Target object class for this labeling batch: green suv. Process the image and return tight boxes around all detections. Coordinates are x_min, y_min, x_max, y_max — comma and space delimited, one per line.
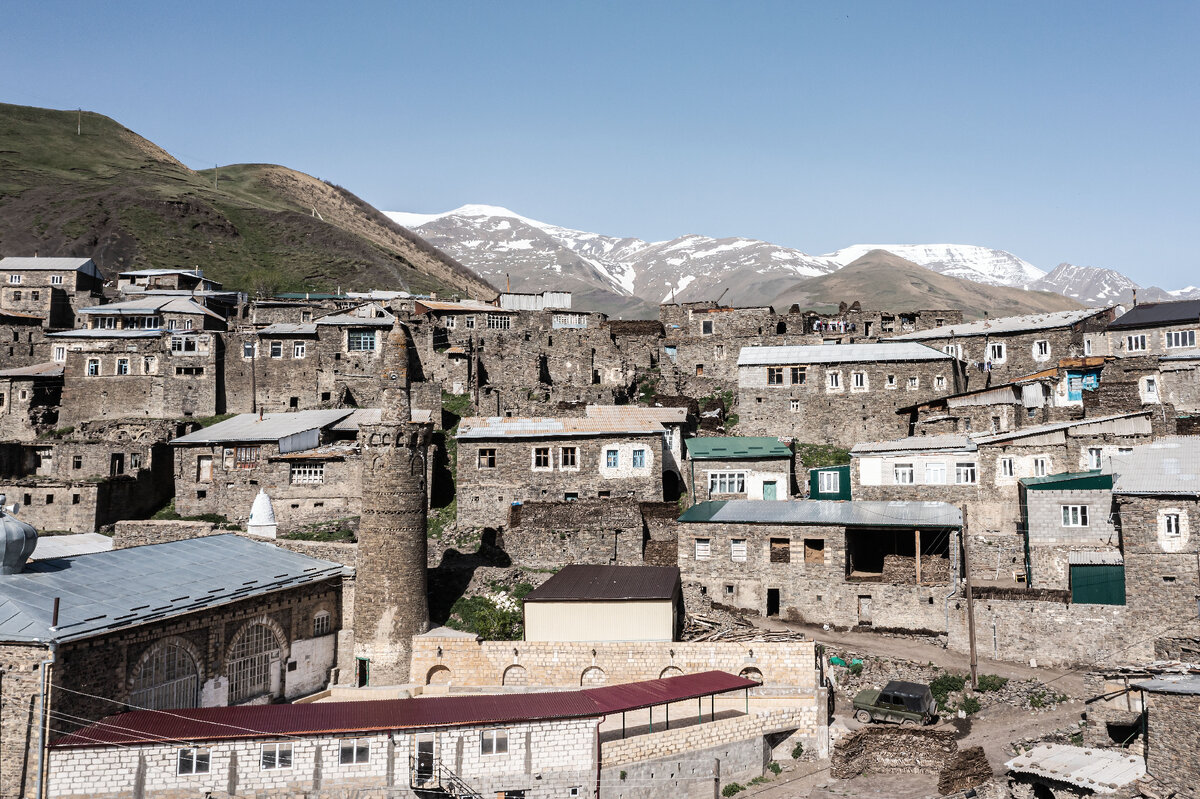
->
851, 680, 936, 726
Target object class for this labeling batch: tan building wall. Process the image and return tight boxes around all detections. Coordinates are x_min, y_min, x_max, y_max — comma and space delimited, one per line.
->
524, 600, 674, 642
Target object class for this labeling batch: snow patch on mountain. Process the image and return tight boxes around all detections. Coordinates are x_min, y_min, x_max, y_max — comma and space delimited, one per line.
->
823, 244, 1045, 287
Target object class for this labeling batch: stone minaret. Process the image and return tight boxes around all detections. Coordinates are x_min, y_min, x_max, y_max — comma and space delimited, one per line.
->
352, 318, 431, 685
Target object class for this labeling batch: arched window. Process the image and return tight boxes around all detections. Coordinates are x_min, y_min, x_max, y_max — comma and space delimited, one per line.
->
130, 639, 200, 710
227, 622, 282, 703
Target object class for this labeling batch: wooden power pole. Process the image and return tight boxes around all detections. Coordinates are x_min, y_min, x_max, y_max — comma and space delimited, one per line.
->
961, 504, 978, 688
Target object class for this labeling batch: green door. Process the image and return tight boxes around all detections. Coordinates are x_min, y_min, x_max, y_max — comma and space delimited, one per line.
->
763, 481, 777, 501
1070, 565, 1126, 605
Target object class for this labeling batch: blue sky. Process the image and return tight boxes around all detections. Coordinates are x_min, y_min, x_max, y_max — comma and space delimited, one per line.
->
3, 1, 1197, 286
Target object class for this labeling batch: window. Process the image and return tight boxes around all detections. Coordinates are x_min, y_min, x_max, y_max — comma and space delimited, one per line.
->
116, 358, 129, 375
1144, 377, 1159, 399
695, 363, 704, 376
477, 448, 496, 468
790, 366, 806, 384
1126, 334, 1147, 352
130, 453, 142, 470
348, 329, 377, 351
827, 371, 841, 390
632, 448, 646, 468
770, 538, 791, 563
72, 455, 82, 470
1164, 513, 1181, 537
486, 313, 511, 330
131, 639, 201, 710
270, 341, 283, 358
1084, 338, 1093, 356
481, 728, 508, 755
290, 462, 325, 484
235, 446, 261, 468
261, 743, 293, 770
852, 372, 867, 390
714, 344, 725, 359
228, 622, 281, 703
1087, 447, 1103, 470
52, 345, 66, 362
464, 315, 475, 329
533, 447, 551, 469
171, 336, 197, 353
606, 449, 619, 468
293, 341, 306, 358
955, 462, 977, 485
1033, 457, 1049, 477
339, 738, 370, 765
943, 344, 961, 358
818, 470, 840, 494
313, 611, 331, 637
708, 472, 746, 494
767, 366, 784, 385
175, 366, 205, 376
935, 375, 946, 389
694, 538, 711, 560
51, 274, 63, 285
925, 462, 946, 484
7, 274, 19, 284
243, 341, 255, 358
564, 492, 578, 501
1166, 330, 1196, 349
560, 446, 578, 469
9, 291, 19, 301
730, 539, 747, 562
789, 398, 800, 412
907, 376, 919, 389
184, 319, 193, 330
893, 463, 914, 484
86, 358, 100, 376
701, 320, 714, 335
886, 374, 897, 389
177, 747, 210, 775
444, 315, 456, 329
1034, 340, 1050, 358
988, 342, 1006, 362
1062, 505, 1090, 527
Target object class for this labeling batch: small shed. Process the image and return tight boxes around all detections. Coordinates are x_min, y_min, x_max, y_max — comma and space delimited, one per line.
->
685, 436, 793, 502
523, 565, 682, 642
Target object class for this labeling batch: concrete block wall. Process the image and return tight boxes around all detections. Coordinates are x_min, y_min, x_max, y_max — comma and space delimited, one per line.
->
601, 708, 810, 767
1025, 488, 1118, 547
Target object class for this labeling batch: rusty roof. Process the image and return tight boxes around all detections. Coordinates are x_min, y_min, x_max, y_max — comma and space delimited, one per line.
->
585, 405, 689, 424
51, 671, 755, 749
524, 565, 681, 602
415, 299, 507, 313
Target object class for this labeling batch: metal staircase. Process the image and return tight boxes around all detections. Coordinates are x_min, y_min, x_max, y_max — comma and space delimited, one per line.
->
410, 756, 484, 799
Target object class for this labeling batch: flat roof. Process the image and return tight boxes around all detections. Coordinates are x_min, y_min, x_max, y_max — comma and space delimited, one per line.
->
678, 499, 962, 528
890, 309, 1107, 340
1020, 470, 1112, 491
685, 436, 792, 460
1134, 675, 1200, 695
0, 362, 62, 379
971, 412, 1151, 445
851, 434, 976, 455
0, 535, 344, 644
171, 410, 354, 444
1110, 436, 1200, 495
45, 329, 162, 339
313, 313, 394, 327
737, 342, 952, 366
0, 257, 102, 279
257, 323, 318, 336
28, 533, 113, 560
80, 297, 224, 320
1107, 299, 1200, 330
52, 670, 756, 749
1005, 744, 1145, 793
524, 565, 680, 603
457, 416, 663, 439
586, 405, 689, 424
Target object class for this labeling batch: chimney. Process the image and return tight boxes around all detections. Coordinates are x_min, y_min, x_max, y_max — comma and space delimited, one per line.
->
1132, 288, 1138, 306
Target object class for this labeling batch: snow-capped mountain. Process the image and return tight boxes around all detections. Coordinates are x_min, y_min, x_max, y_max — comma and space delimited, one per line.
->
822, 243, 1045, 287
1030, 263, 1200, 306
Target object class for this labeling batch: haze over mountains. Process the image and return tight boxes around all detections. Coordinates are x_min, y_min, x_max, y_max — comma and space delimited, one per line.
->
388, 205, 1199, 318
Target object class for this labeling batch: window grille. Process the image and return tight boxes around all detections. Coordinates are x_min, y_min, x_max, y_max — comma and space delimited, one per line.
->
227, 623, 280, 703
131, 640, 200, 711
290, 462, 325, 484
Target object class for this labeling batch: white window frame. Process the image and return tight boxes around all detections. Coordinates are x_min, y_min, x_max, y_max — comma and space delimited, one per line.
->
924, 462, 946, 485
293, 341, 306, 358
269, 340, 283, 358
444, 315, 457, 329
290, 462, 325, 485
943, 344, 961, 358
708, 471, 746, 495
730, 539, 747, 562
51, 274, 63, 285
480, 728, 508, 755
1033, 457, 1049, 477
339, 738, 370, 765
907, 375, 920, 390
885, 374, 897, 389
1126, 334, 1147, 352
1061, 505, 1090, 527
7, 274, 20, 284
818, 470, 840, 494
851, 371, 868, 391
827, 371, 842, 391
313, 610, 331, 637
1165, 330, 1196, 349
261, 742, 293, 770
893, 463, 914, 485
1144, 377, 1159, 400
177, 747, 211, 775
52, 345, 66, 362
999, 457, 1014, 478
694, 538, 712, 560
955, 462, 978, 485
1033, 340, 1050, 359
1087, 447, 1103, 470
1163, 512, 1181, 538
934, 375, 946, 390
243, 341, 256, 359
988, 342, 1006, 362
532, 446, 552, 471
789, 398, 800, 413
486, 313, 511, 330
1084, 338, 1093, 356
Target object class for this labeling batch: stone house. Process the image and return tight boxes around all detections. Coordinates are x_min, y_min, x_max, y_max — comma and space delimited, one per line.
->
1134, 675, 1200, 796
887, 308, 1116, 387
115, 267, 222, 294
247, 298, 323, 327
660, 302, 783, 395
736, 343, 963, 448
684, 436, 794, 503
676, 499, 962, 628
0, 362, 61, 439
0, 419, 180, 532
1017, 470, 1121, 594
522, 564, 683, 642
455, 416, 666, 528
1104, 298, 1200, 358
78, 295, 228, 333
0, 528, 345, 799
1159, 348, 1200, 417
47, 671, 765, 799
170, 409, 362, 530
497, 289, 574, 310
0, 257, 106, 330
504, 497, 651, 569
0, 308, 50, 367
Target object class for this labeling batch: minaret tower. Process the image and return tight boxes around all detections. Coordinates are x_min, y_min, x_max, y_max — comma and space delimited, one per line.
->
352, 318, 431, 685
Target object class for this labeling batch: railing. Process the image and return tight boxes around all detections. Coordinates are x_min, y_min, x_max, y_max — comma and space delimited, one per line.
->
409, 756, 483, 799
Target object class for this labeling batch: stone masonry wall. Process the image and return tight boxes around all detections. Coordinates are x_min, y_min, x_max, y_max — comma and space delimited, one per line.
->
1145, 690, 1200, 797
503, 498, 645, 567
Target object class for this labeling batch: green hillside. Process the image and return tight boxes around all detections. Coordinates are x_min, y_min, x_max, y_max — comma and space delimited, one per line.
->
0, 103, 495, 297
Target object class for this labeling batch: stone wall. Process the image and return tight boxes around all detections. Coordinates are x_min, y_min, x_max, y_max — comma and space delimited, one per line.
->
1145, 690, 1200, 795
600, 735, 764, 799
503, 498, 645, 567
111, 519, 219, 548
831, 726, 958, 779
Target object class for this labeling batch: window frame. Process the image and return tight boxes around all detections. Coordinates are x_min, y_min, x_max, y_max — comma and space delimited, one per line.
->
1165, 330, 1196, 349
86, 358, 100, 377
339, 737, 370, 765
559, 446, 578, 470
730, 538, 747, 562
1126, 334, 1147, 352
1033, 457, 1049, 477
293, 341, 307, 359
177, 747, 211, 775
1164, 512, 1181, 537
893, 463, 914, 485
289, 461, 325, 484
234, 445, 261, 469
851, 371, 868, 391
924, 462, 947, 485
632, 448, 646, 468
1061, 505, 1090, 527
818, 470, 840, 494
605, 449, 619, 469
954, 462, 977, 485
767, 366, 784, 385
477, 448, 497, 469
694, 538, 711, 560
260, 742, 294, 770
790, 366, 806, 384
532, 446, 551, 471
708, 471, 746, 495
347, 329, 377, 352
480, 727, 509, 755
826, 371, 841, 391
988, 342, 1007, 362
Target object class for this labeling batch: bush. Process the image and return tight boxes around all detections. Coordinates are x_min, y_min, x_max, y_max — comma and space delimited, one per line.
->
791, 742, 804, 759
767, 761, 782, 775
848, 661, 863, 675
722, 783, 745, 797
446, 594, 523, 640
930, 673, 967, 709
976, 674, 1009, 693
960, 696, 981, 715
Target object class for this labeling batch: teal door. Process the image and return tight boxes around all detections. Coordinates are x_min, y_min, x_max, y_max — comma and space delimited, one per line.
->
1070, 565, 1126, 605
763, 481, 777, 501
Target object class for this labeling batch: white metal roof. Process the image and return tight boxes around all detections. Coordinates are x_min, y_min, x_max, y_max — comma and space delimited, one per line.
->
678, 499, 962, 527
851, 434, 977, 455
46, 329, 162, 339
971, 412, 1152, 445
257, 323, 317, 336
171, 410, 354, 444
80, 297, 224, 320
1005, 744, 1144, 793
1110, 436, 1200, 495
737, 342, 952, 366
585, 405, 689, 424
1134, 675, 1200, 695
0, 362, 63, 379
29, 533, 113, 560
889, 309, 1107, 341
457, 416, 664, 439
0, 257, 103, 279
1068, 551, 1124, 566
117, 268, 204, 277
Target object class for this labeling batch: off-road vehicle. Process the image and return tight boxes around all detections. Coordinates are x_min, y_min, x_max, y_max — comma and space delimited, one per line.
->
851, 680, 936, 726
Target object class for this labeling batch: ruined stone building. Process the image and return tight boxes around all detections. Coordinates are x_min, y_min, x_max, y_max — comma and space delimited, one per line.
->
114, 267, 223, 295
0, 309, 49, 368
684, 435, 794, 503
455, 415, 666, 528
0, 523, 345, 799
0, 257, 105, 330
736, 342, 963, 447
1134, 674, 1200, 796
0, 362, 61, 439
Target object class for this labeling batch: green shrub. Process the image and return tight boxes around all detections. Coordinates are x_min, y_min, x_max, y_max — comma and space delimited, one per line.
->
445, 594, 523, 640
767, 761, 782, 775
976, 674, 1008, 693
791, 742, 804, 759
722, 783, 745, 797
848, 661, 863, 675
930, 673, 968, 711
960, 696, 981, 715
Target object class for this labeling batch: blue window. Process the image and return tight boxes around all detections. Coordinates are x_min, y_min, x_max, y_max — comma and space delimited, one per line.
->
606, 450, 619, 468
632, 449, 646, 468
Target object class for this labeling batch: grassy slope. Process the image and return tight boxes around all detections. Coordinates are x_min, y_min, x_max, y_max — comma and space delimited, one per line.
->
773, 250, 1086, 320
0, 103, 494, 297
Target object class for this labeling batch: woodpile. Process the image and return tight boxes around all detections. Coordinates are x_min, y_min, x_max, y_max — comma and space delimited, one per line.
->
682, 613, 808, 643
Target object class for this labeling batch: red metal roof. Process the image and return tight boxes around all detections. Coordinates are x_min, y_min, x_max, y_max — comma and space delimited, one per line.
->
51, 671, 756, 749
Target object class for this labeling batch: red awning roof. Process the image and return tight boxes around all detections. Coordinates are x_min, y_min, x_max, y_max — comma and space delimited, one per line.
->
52, 671, 756, 749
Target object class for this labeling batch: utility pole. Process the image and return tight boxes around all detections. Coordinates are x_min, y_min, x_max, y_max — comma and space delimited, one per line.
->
77, 108, 81, 135
961, 504, 978, 688
214, 164, 218, 189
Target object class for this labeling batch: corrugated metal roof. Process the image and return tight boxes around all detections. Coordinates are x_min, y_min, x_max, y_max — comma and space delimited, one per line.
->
850, 434, 976, 455
0, 309, 45, 320
327, 408, 431, 430
314, 312, 394, 327
457, 416, 664, 439
0, 362, 62, 378
46, 329, 162, 339
171, 410, 354, 444
1107, 299, 1200, 330
257, 323, 317, 336
117, 269, 204, 277
678, 499, 962, 528
1110, 436, 1200, 495
971, 412, 1151, 445
1134, 675, 1200, 695
524, 565, 680, 602
737, 342, 952, 366
51, 671, 756, 748
80, 297, 224, 321
890, 309, 1107, 340
1068, 551, 1123, 565
0, 257, 102, 279
28, 533, 113, 560
586, 405, 689, 424
686, 436, 791, 460
0, 534, 344, 644
1020, 470, 1112, 491
415, 299, 507, 313
1005, 744, 1144, 793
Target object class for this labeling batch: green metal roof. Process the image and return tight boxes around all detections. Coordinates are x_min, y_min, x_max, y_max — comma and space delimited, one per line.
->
685, 436, 792, 460
1019, 470, 1112, 491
